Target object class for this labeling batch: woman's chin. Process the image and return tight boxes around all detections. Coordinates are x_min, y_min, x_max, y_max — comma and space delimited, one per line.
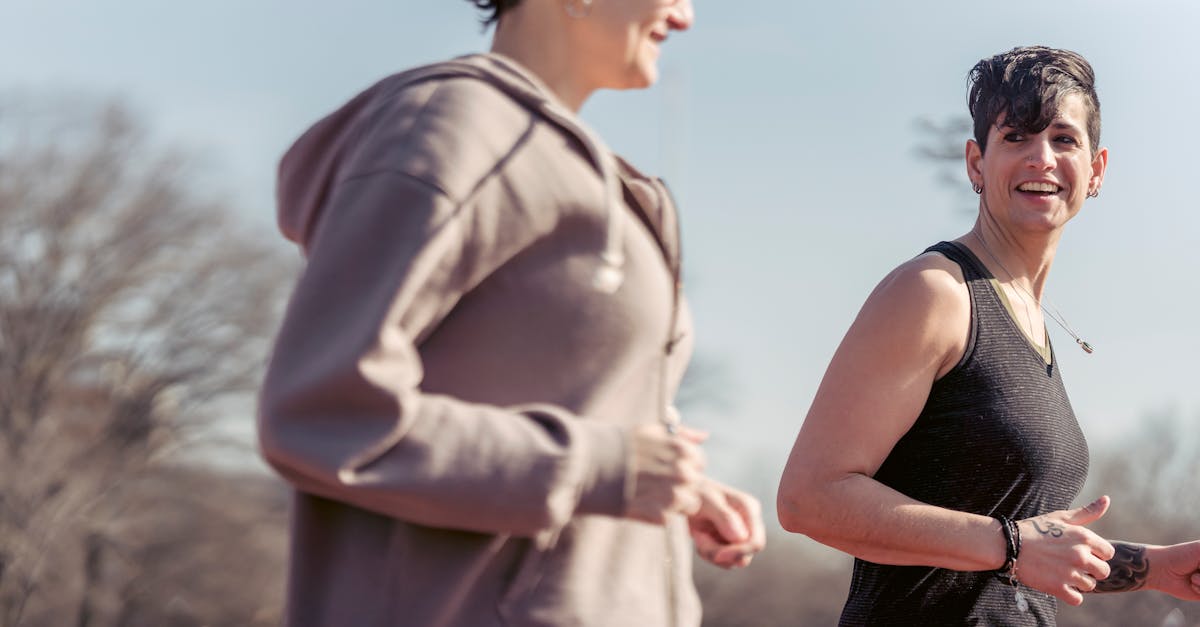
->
611, 60, 659, 91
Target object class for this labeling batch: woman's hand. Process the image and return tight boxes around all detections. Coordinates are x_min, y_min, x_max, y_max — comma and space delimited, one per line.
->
687, 479, 766, 569
1015, 496, 1115, 605
624, 424, 765, 568
624, 424, 707, 524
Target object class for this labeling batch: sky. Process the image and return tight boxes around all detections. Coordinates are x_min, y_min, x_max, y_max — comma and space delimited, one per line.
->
3, 0, 1198, 498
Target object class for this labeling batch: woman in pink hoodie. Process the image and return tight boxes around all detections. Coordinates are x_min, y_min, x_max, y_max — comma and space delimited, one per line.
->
258, 1, 765, 625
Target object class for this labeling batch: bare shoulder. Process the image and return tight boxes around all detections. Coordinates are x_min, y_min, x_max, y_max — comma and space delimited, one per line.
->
868, 251, 967, 317
889, 248, 964, 288
789, 249, 974, 479
853, 250, 971, 378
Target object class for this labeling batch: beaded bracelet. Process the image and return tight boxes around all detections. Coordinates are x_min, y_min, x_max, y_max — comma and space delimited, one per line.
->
995, 515, 1028, 612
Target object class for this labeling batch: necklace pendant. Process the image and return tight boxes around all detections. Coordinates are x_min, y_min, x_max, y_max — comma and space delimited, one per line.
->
1077, 339, 1094, 354
1014, 590, 1030, 613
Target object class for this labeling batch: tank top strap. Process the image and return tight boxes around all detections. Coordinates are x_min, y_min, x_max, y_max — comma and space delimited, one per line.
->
922, 240, 1008, 375
923, 240, 993, 282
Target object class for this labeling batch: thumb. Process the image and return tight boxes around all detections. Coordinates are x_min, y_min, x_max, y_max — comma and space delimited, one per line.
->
1063, 495, 1111, 526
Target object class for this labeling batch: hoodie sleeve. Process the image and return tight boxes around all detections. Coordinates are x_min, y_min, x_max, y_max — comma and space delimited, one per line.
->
258, 169, 631, 541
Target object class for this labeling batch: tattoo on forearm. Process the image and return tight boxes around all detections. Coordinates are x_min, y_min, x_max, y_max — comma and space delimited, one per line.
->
1093, 542, 1149, 593
1031, 520, 1064, 538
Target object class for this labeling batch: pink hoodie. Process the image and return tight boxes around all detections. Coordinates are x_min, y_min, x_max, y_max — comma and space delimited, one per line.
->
259, 53, 698, 626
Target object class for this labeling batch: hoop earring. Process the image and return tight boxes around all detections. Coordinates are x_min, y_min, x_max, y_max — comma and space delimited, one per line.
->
565, 0, 593, 18
1087, 189, 1099, 198
972, 183, 983, 194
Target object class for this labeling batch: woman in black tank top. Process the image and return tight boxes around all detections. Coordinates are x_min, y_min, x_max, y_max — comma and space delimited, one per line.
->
776, 46, 1200, 626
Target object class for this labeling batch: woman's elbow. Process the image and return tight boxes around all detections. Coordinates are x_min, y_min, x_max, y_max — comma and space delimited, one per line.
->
776, 499, 807, 535
775, 476, 821, 535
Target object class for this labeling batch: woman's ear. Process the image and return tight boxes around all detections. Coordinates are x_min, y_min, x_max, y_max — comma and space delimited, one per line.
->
965, 139, 984, 190
1090, 146, 1109, 194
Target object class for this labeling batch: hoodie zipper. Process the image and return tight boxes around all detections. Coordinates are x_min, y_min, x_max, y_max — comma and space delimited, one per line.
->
656, 179, 685, 627
611, 173, 686, 626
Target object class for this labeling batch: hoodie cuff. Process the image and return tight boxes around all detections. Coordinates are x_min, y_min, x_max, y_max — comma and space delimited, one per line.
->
572, 420, 630, 517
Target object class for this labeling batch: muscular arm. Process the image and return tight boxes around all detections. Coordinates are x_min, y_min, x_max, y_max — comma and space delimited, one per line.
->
777, 250, 1118, 607
776, 252, 1008, 571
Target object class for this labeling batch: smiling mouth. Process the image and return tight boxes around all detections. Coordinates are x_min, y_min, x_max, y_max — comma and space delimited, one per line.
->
1017, 181, 1062, 195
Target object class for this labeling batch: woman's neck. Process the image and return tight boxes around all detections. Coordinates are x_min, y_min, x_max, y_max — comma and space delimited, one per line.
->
490, 12, 595, 112
966, 222, 1059, 301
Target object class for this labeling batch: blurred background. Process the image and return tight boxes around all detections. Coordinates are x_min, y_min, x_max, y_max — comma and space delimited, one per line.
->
1, 0, 1197, 625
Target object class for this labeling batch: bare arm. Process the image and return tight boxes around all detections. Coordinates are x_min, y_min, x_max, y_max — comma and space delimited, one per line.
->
1092, 539, 1200, 600
777, 253, 1004, 570
777, 251, 1114, 605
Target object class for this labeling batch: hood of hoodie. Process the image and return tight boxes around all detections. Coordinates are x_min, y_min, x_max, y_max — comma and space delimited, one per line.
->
275, 53, 627, 291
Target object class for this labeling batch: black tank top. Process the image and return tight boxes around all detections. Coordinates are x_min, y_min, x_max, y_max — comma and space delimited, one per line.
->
838, 241, 1090, 627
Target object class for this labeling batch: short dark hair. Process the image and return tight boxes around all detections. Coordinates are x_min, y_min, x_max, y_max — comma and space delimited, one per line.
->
967, 46, 1101, 155
466, 0, 524, 26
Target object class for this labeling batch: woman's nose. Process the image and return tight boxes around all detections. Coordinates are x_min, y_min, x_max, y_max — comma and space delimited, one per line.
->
1026, 136, 1055, 169
667, 0, 694, 31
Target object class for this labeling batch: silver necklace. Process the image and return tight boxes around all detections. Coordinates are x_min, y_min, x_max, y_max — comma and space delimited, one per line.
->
974, 235, 1094, 354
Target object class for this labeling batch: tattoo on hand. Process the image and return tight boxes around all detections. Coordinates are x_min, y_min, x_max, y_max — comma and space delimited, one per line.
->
1094, 543, 1149, 593
1031, 520, 1064, 538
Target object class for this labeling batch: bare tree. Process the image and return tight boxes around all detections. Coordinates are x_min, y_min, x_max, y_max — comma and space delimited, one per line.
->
0, 95, 292, 626
914, 115, 976, 215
